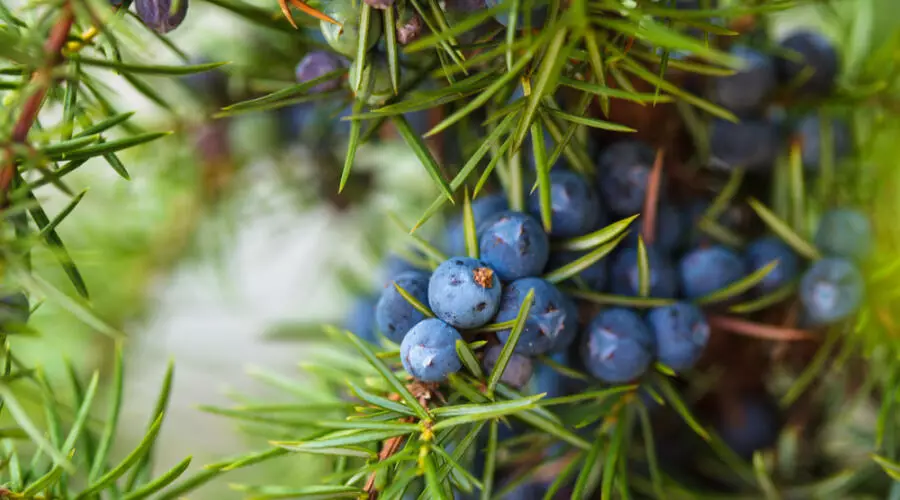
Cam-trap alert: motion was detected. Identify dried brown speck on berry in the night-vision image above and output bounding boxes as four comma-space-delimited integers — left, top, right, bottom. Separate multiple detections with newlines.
473, 267, 495, 288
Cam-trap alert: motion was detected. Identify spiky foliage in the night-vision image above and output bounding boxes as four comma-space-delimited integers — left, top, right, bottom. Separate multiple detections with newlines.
3, 0, 900, 498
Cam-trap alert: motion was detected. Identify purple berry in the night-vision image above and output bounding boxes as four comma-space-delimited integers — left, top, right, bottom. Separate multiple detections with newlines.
610, 245, 678, 298
382, 254, 425, 284
494, 278, 578, 355
400, 319, 462, 382
478, 211, 550, 281
295, 51, 346, 93
428, 257, 502, 329
679, 245, 746, 300
481, 345, 533, 389
582, 308, 655, 383
135, 0, 188, 34
799, 257, 864, 325
376, 271, 431, 343
597, 141, 663, 216
527, 170, 604, 238
646, 302, 710, 371
710, 117, 780, 172
796, 114, 852, 171
744, 236, 800, 294
712, 46, 776, 114
777, 30, 839, 95
814, 208, 872, 261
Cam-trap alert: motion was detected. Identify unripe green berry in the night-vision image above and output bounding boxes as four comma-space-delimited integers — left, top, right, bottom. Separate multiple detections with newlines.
320, 0, 383, 57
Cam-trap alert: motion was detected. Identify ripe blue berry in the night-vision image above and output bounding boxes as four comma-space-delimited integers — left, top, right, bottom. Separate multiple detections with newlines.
494, 278, 578, 355
135, 0, 188, 34
800, 257, 864, 325
684, 200, 746, 248
545, 250, 607, 291
610, 245, 678, 298
530, 350, 569, 397
445, 193, 509, 256
597, 141, 662, 216
713, 46, 776, 114
814, 208, 872, 261
744, 236, 800, 294
679, 245, 746, 300
777, 30, 839, 95
296, 51, 346, 93
625, 202, 685, 254
796, 114, 852, 171
646, 303, 710, 371
710, 118, 780, 172
481, 345, 534, 389
376, 271, 431, 342
400, 319, 462, 382
527, 170, 604, 238
484, 0, 547, 28
344, 296, 378, 342
582, 308, 655, 383
716, 395, 781, 459
478, 211, 550, 281
382, 254, 425, 284
320, 0, 383, 57
428, 257, 502, 329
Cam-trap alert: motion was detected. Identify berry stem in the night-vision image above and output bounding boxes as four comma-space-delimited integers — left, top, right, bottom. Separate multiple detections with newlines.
0, 3, 75, 203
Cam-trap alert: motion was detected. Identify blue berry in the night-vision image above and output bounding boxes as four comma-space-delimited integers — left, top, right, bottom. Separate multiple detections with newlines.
610, 245, 678, 298
679, 246, 746, 300
484, 0, 547, 28
581, 308, 655, 383
796, 114, 852, 171
135, 0, 188, 34
478, 211, 550, 281
716, 396, 781, 459
646, 303, 710, 371
376, 271, 431, 343
597, 141, 662, 216
320, 0, 383, 57
428, 257, 502, 329
744, 236, 800, 294
710, 118, 780, 172
625, 202, 685, 254
777, 31, 839, 95
799, 257, 864, 325
0, 292, 29, 329
481, 345, 534, 389
296, 51, 346, 93
382, 254, 424, 284
527, 170, 604, 238
530, 350, 569, 398
713, 46, 776, 114
814, 208, 872, 261
400, 319, 462, 382
445, 193, 509, 256
684, 200, 745, 247
494, 278, 578, 355
545, 250, 607, 291
344, 296, 378, 343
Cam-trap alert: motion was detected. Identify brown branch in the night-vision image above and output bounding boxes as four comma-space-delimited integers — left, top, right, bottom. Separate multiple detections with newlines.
0, 4, 75, 202
641, 147, 665, 245
708, 315, 816, 342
